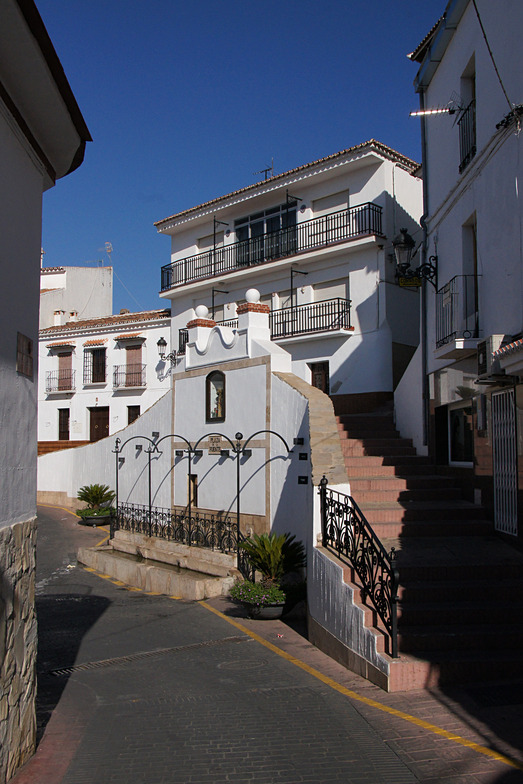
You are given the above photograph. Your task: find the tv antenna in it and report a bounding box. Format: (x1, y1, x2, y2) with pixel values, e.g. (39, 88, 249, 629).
(410, 93, 464, 124)
(254, 158, 274, 180)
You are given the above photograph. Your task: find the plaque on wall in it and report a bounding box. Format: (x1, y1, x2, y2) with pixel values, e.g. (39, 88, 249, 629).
(208, 434, 223, 454)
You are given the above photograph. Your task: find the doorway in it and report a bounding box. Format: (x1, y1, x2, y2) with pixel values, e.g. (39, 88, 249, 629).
(89, 407, 109, 442)
(310, 362, 330, 394)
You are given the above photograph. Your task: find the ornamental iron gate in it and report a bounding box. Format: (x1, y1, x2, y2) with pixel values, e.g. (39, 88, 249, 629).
(112, 429, 293, 579)
(492, 388, 518, 536)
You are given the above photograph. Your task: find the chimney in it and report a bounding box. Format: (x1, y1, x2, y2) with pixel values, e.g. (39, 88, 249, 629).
(53, 310, 66, 326)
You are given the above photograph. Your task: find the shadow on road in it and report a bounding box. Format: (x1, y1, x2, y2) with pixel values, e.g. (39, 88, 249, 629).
(35, 592, 110, 742)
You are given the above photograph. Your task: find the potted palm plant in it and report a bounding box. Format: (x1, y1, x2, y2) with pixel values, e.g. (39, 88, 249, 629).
(230, 532, 305, 619)
(76, 483, 115, 526)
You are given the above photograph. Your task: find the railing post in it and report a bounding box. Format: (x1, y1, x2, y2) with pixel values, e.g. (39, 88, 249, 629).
(319, 475, 328, 546)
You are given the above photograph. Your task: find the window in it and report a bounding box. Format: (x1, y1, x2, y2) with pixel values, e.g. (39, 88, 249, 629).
(235, 202, 297, 266)
(16, 332, 33, 379)
(128, 405, 140, 425)
(83, 348, 106, 384)
(458, 56, 476, 172)
(206, 371, 225, 422)
(189, 474, 198, 508)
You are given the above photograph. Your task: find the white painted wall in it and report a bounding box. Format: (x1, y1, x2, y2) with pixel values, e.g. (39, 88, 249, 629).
(39, 266, 113, 328)
(394, 345, 427, 455)
(0, 106, 42, 529)
(37, 392, 172, 508)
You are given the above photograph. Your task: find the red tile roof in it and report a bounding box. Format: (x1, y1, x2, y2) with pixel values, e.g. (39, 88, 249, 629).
(40, 308, 171, 336)
(83, 339, 108, 346)
(494, 339, 523, 358)
(114, 333, 143, 340)
(407, 16, 445, 63)
(41, 266, 66, 273)
(155, 140, 420, 228)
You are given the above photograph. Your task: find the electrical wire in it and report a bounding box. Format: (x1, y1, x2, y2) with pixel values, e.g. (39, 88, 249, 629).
(471, 0, 513, 113)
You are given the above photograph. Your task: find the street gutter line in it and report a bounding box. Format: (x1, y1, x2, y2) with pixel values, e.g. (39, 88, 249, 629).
(200, 600, 523, 772)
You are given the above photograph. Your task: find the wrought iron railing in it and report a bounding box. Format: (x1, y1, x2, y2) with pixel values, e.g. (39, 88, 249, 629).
(161, 203, 382, 290)
(113, 363, 146, 388)
(270, 298, 351, 338)
(318, 477, 399, 658)
(177, 299, 351, 354)
(436, 274, 480, 348)
(458, 100, 476, 173)
(45, 369, 76, 393)
(114, 502, 239, 554)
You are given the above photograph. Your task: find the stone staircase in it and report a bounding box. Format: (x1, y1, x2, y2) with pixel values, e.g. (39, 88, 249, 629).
(335, 403, 523, 690)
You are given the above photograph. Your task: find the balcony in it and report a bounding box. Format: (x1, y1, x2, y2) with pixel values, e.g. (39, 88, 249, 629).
(177, 298, 352, 354)
(45, 369, 76, 393)
(113, 363, 146, 389)
(435, 275, 481, 359)
(161, 203, 382, 291)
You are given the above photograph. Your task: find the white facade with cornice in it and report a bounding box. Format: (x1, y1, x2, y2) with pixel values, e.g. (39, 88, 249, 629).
(38, 309, 172, 443)
(156, 141, 423, 414)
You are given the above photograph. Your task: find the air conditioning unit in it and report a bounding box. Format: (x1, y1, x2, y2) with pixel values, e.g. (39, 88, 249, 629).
(477, 335, 505, 378)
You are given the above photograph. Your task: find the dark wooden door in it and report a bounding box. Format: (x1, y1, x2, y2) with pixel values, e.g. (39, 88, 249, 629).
(58, 409, 70, 440)
(89, 407, 109, 442)
(58, 351, 72, 390)
(310, 361, 330, 394)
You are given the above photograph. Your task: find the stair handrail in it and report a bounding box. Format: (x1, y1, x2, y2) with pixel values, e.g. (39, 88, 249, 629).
(318, 476, 399, 658)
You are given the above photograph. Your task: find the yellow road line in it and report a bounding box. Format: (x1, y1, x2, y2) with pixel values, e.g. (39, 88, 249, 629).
(38, 502, 80, 518)
(200, 601, 523, 771)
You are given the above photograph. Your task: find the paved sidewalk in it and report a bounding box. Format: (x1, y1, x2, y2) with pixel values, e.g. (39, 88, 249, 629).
(9, 506, 523, 784)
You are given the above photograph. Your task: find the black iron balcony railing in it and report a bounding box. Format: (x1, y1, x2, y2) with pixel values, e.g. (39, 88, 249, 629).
(177, 298, 352, 355)
(319, 477, 399, 658)
(436, 274, 480, 348)
(161, 203, 382, 291)
(113, 363, 146, 388)
(46, 369, 76, 393)
(458, 99, 476, 173)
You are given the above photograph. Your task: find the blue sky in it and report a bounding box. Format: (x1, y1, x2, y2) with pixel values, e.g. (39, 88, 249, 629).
(38, 0, 443, 314)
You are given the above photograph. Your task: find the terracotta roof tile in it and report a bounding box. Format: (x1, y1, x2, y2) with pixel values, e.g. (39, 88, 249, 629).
(155, 140, 420, 228)
(41, 266, 66, 273)
(46, 341, 75, 349)
(40, 308, 171, 336)
(114, 333, 143, 340)
(83, 339, 108, 347)
(407, 16, 445, 63)
(494, 339, 523, 358)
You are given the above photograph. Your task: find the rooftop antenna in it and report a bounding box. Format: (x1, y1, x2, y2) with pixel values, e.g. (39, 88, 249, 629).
(253, 158, 274, 180)
(410, 93, 463, 122)
(105, 242, 113, 264)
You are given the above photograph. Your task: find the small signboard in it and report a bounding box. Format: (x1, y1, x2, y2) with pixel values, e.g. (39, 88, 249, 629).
(398, 276, 422, 288)
(208, 435, 223, 454)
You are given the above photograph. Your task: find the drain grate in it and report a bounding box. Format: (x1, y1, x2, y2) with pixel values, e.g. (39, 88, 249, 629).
(48, 635, 249, 677)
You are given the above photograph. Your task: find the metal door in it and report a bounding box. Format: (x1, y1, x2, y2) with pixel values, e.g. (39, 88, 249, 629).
(492, 388, 518, 535)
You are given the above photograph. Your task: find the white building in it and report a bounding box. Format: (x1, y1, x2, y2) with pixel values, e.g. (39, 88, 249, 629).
(396, 0, 523, 541)
(0, 0, 90, 778)
(40, 264, 113, 329)
(156, 140, 423, 415)
(38, 308, 172, 448)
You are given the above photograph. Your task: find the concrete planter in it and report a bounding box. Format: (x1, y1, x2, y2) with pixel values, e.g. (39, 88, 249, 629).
(245, 602, 285, 620)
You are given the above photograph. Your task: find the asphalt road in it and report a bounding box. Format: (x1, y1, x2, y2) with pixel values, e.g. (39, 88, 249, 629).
(9, 505, 523, 784)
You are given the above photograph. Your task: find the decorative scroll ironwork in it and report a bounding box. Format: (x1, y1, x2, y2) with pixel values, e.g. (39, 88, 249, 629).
(114, 502, 239, 554)
(318, 477, 399, 658)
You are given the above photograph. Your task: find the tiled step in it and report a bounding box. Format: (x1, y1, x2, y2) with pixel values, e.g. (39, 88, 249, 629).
(344, 454, 431, 467)
(355, 487, 462, 503)
(359, 500, 487, 523)
(342, 444, 417, 458)
(398, 624, 523, 653)
(390, 650, 523, 690)
(397, 599, 523, 626)
(344, 461, 435, 476)
(349, 475, 452, 491)
(369, 518, 492, 538)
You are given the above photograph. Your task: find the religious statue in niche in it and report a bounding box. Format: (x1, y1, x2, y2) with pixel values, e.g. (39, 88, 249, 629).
(206, 371, 225, 422)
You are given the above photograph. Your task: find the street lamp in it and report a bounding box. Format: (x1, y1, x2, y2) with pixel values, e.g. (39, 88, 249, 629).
(157, 336, 177, 365)
(392, 228, 437, 287)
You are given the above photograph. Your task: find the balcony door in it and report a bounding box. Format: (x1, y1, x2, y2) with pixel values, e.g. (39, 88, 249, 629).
(235, 202, 297, 267)
(58, 351, 72, 390)
(126, 344, 142, 386)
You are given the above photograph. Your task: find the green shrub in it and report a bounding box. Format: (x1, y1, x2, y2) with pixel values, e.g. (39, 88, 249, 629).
(77, 483, 115, 510)
(239, 533, 305, 586)
(229, 580, 285, 606)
